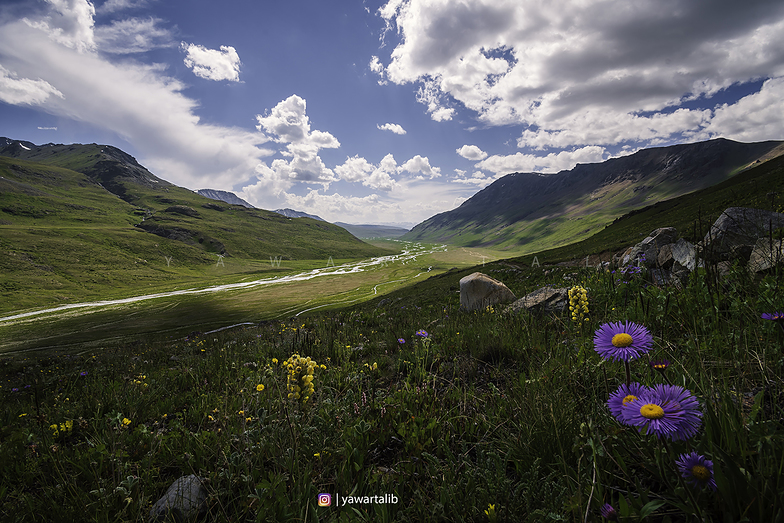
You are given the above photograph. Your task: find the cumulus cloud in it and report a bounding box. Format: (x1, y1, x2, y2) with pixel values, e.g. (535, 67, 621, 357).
(182, 42, 241, 82)
(0, 64, 64, 105)
(95, 17, 174, 53)
(335, 154, 398, 191)
(255, 95, 341, 185)
(475, 145, 607, 175)
(399, 154, 441, 178)
(376, 0, 784, 145)
(377, 122, 406, 134)
(456, 144, 487, 160)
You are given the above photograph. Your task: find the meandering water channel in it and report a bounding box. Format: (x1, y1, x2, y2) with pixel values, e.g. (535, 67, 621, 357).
(0, 242, 447, 325)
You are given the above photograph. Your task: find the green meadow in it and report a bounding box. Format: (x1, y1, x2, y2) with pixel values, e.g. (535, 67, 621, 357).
(2, 240, 784, 521)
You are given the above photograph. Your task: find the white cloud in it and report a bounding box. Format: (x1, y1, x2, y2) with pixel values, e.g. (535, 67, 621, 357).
(24, 0, 96, 53)
(335, 154, 398, 191)
(181, 42, 241, 82)
(451, 170, 493, 188)
(399, 154, 441, 178)
(0, 20, 271, 190)
(476, 145, 607, 175)
(0, 64, 64, 105)
(96, 0, 149, 14)
(376, 0, 784, 144)
(415, 77, 454, 121)
(95, 17, 174, 53)
(377, 122, 406, 134)
(255, 95, 341, 186)
(695, 77, 784, 142)
(456, 144, 487, 160)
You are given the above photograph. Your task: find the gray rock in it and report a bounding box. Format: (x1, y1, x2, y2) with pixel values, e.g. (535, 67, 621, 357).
(149, 475, 207, 522)
(657, 243, 674, 269)
(748, 237, 784, 274)
(508, 286, 569, 314)
(671, 238, 699, 272)
(623, 227, 678, 268)
(701, 207, 784, 261)
(459, 272, 516, 311)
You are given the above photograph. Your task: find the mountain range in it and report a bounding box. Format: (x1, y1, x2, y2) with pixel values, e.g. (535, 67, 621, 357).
(403, 138, 784, 252)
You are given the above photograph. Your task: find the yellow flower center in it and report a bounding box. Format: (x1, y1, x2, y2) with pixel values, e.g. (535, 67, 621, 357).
(622, 394, 638, 406)
(612, 333, 634, 347)
(691, 464, 710, 481)
(640, 403, 665, 419)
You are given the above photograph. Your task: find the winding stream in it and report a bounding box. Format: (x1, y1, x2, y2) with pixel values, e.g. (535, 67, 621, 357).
(0, 242, 446, 324)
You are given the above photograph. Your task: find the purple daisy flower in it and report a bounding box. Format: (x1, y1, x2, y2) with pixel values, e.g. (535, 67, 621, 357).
(676, 451, 717, 491)
(761, 312, 784, 321)
(593, 321, 653, 362)
(607, 382, 648, 425)
(415, 330, 429, 338)
(600, 503, 618, 521)
(397, 338, 405, 344)
(621, 384, 702, 441)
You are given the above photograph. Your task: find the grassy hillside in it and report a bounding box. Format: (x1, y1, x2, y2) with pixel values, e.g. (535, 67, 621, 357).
(514, 150, 784, 266)
(404, 138, 784, 251)
(0, 151, 390, 314)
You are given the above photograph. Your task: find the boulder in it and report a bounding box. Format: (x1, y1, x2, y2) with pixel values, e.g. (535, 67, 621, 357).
(700, 207, 784, 262)
(622, 227, 678, 267)
(748, 237, 784, 274)
(459, 272, 516, 311)
(149, 475, 208, 522)
(508, 286, 569, 314)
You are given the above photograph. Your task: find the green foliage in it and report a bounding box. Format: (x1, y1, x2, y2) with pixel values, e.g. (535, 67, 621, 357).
(2, 238, 784, 521)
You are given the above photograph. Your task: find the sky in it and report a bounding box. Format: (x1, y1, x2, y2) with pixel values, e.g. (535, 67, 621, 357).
(1, 0, 784, 227)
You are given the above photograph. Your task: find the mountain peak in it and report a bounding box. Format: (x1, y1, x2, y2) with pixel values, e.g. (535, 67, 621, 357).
(196, 189, 254, 208)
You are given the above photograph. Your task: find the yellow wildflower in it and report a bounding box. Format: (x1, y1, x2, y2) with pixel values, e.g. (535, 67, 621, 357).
(256, 384, 264, 392)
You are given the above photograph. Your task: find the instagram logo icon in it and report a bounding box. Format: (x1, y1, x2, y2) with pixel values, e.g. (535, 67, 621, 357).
(318, 493, 332, 507)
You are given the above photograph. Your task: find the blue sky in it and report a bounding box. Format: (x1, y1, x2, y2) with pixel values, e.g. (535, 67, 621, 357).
(1, 0, 784, 227)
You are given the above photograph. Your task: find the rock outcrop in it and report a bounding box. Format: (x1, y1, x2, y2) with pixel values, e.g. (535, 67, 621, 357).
(612, 207, 784, 283)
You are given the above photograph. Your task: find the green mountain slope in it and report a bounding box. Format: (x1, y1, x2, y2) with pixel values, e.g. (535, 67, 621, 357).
(508, 151, 784, 265)
(0, 140, 390, 313)
(403, 138, 784, 252)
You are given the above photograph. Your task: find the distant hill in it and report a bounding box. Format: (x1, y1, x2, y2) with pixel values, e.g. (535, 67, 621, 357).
(403, 138, 784, 252)
(197, 189, 254, 208)
(0, 138, 391, 312)
(274, 208, 326, 221)
(335, 222, 409, 239)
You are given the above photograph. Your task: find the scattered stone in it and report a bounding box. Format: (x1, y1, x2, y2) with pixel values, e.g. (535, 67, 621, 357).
(508, 286, 569, 314)
(459, 272, 516, 311)
(748, 237, 784, 274)
(149, 474, 208, 522)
